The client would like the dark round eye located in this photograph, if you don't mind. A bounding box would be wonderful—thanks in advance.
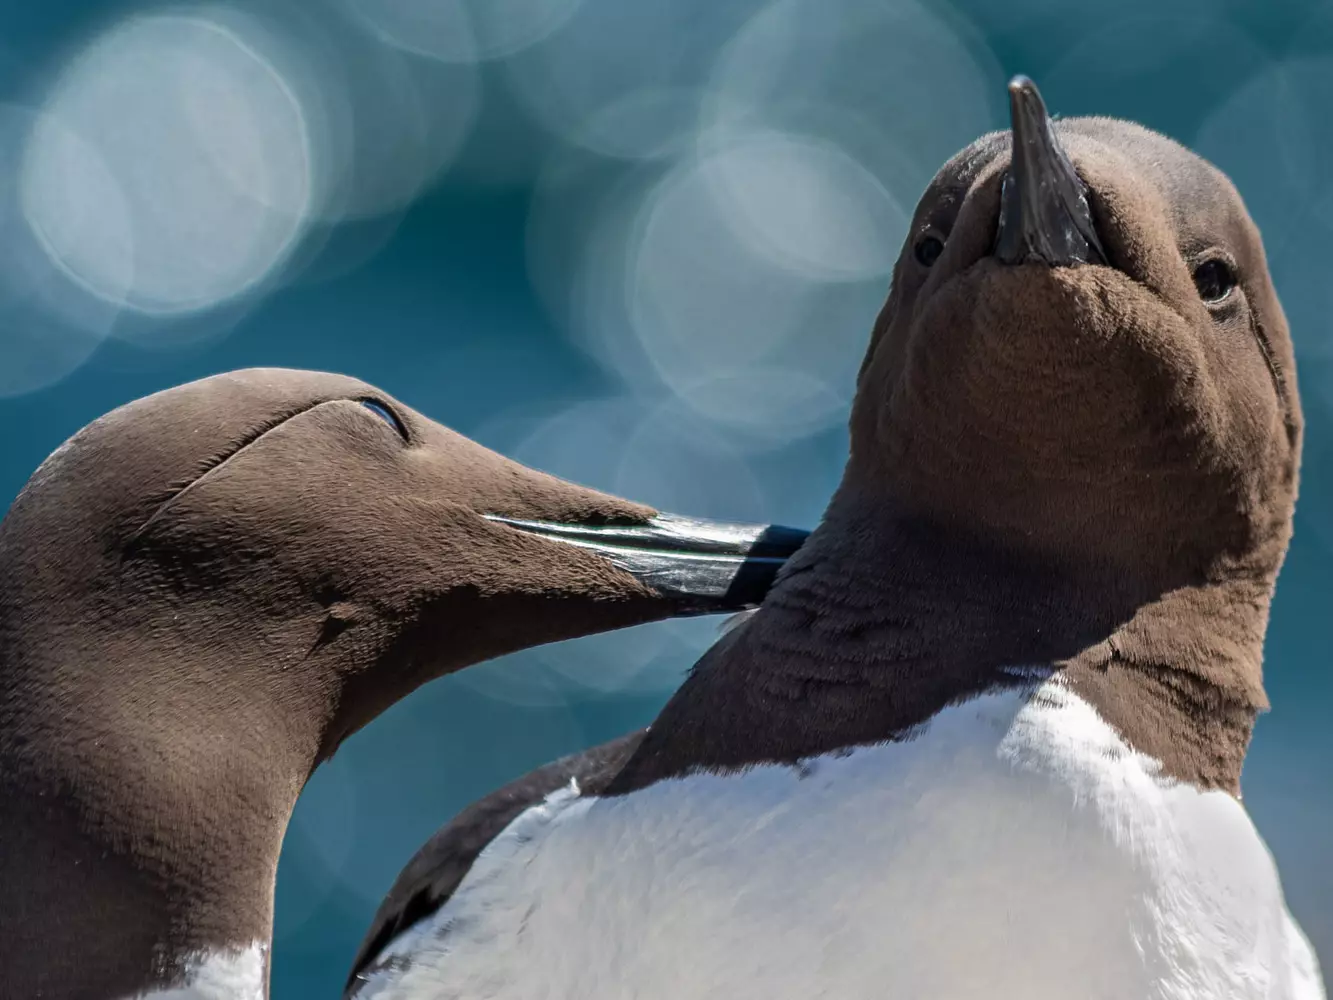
[914,234,945,268]
[1193,258,1236,304]
[361,399,407,440]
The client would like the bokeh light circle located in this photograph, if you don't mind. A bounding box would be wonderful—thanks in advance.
[707,0,1004,206]
[344,0,583,64]
[0,105,120,396]
[623,145,874,440]
[696,128,905,283]
[20,12,315,317]
[504,0,766,160]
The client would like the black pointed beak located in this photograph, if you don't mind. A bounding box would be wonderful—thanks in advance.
[485,513,809,614]
[993,75,1106,267]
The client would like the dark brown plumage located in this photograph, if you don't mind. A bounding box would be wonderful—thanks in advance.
[344,81,1307,996]
[609,93,1301,796]
[0,368,806,999]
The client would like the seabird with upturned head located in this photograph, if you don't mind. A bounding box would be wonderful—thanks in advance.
[346,77,1326,1000]
[0,367,809,999]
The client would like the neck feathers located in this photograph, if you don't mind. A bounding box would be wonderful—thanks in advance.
[0,652,309,999]
[609,511,1271,796]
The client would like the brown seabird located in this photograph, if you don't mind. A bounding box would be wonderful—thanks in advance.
[0,367,809,998]
[345,77,1326,1000]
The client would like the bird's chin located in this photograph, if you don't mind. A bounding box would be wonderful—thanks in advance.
[877,263,1227,560]
[928,258,1198,383]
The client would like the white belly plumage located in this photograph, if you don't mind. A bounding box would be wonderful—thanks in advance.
[356,679,1325,1000]
[128,942,266,1000]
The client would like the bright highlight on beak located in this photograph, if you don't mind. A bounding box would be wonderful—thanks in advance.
[486,513,810,613]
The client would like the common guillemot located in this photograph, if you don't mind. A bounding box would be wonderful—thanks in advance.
[0,367,809,999]
[346,78,1326,1000]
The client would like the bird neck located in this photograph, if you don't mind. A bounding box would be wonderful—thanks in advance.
[610,499,1270,796]
[0,646,324,999]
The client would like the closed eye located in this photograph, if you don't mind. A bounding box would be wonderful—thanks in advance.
[360,399,409,442]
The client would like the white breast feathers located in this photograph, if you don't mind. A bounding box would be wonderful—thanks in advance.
[355,679,1326,1000]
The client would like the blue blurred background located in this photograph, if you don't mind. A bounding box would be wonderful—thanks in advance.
[1,0,1329,993]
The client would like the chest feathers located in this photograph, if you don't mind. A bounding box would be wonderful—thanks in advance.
[129,943,266,1000]
[356,679,1324,1000]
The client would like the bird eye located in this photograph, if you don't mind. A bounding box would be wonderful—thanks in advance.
[360,399,408,440]
[1193,258,1236,304]
[914,234,945,268]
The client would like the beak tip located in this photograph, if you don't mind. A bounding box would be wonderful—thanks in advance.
[1007,74,1035,98]
[1006,74,1048,128]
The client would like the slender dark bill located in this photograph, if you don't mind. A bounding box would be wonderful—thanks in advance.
[993,75,1106,267]
[486,513,810,614]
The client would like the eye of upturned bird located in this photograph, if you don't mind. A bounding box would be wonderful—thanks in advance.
[1193,256,1237,305]
[913,232,945,268]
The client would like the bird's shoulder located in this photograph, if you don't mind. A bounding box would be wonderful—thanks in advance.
[345,729,647,996]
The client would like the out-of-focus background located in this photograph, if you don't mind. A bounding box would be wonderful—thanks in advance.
[0,0,1329,992]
